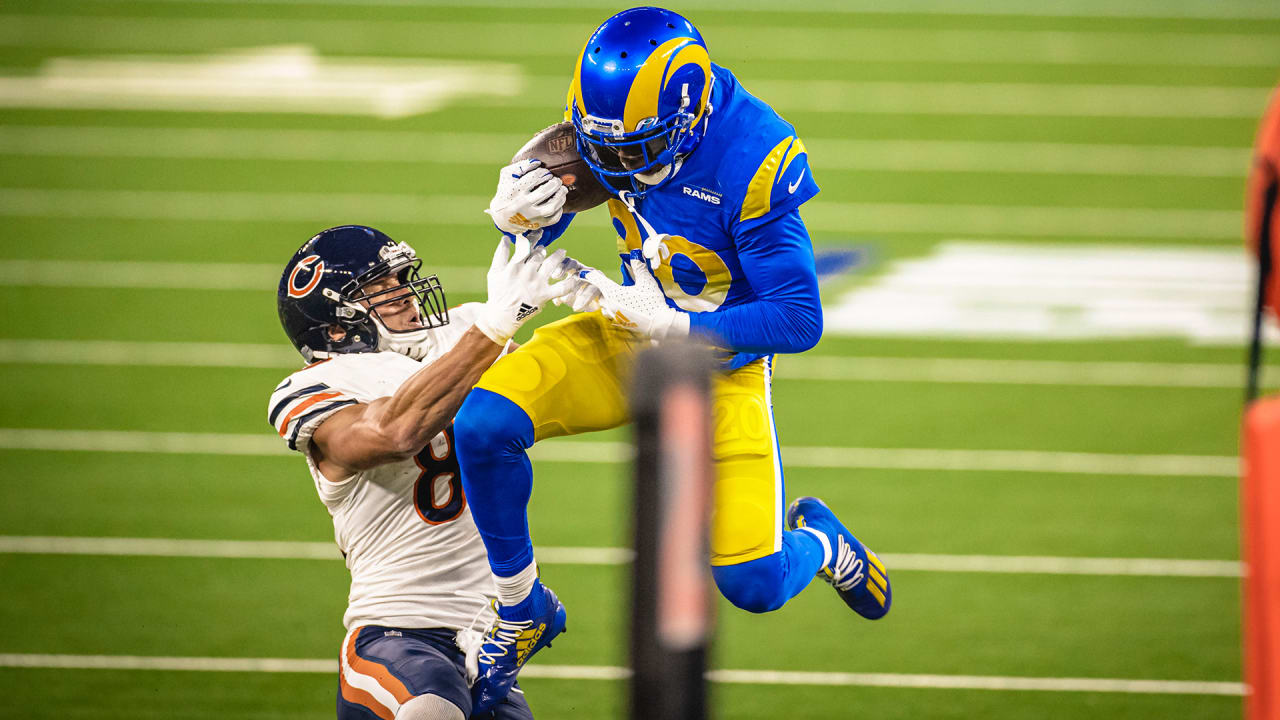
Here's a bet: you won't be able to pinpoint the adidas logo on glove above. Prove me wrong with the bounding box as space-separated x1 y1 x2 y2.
515 303 539 321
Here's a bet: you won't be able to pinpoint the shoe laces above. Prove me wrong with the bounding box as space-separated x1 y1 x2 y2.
453 590 499 685
477 617 535 669
829 536 866 593
453 589 532 666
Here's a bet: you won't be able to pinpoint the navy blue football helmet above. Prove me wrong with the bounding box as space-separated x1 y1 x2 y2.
277 225 448 361
569 6 714 198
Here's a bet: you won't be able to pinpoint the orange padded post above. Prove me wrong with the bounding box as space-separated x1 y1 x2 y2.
1244 399 1280 719
1247 84 1280 322
1243 82 1280 720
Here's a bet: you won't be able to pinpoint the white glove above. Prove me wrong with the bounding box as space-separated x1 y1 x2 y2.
486 159 568 235
553 279 604 313
549 256 603 313
474 238 576 344
579 254 690 341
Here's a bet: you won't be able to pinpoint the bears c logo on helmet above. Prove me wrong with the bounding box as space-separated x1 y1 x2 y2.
287 255 325 298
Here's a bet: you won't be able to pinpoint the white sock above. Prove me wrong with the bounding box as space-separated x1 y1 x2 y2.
797 526 832 568
493 561 538 607
396 693 464 720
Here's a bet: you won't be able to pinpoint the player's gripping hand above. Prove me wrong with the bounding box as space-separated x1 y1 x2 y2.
579 252 690 341
486 159 568 235
474 238 577 344
552 276 603 313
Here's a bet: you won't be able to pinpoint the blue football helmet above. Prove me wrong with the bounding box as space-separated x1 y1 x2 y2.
569 6 714 198
277 225 449 361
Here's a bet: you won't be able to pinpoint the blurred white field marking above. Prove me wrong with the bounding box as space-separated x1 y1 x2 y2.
0 338 1272 391
0 189 615 229
0 259 487 294
0 340 304 368
781 355 1259 389
0 652 1246 695
0 536 633 566
0 55 1270 118
0 535 1242 578
3 15 1279 68
0 125 1253 178
0 46 521 118
519 77 1274 120
78 0 1280 21
826 242 1279 344
0 189 1240 241
0 429 1238 477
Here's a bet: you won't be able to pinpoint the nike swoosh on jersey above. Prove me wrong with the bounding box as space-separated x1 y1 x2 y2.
788 169 806 194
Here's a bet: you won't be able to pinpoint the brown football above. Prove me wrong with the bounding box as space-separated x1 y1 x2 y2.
510 122 611 214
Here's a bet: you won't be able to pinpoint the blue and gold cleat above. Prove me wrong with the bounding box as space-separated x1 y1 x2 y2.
787 496 891 620
471 578 567 713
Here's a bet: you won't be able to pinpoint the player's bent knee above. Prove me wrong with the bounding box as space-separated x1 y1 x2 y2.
396 693 464 720
711 553 789 614
454 388 534 460
710 495 775 565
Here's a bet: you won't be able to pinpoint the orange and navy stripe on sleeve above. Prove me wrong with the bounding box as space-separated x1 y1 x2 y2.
269 382 357 451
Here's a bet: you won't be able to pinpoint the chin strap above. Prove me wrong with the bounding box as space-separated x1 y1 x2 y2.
617 190 673 271
375 318 438 362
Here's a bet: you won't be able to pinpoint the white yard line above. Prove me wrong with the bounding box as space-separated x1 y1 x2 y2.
0 536 1240 577
0 48 522 119
0 260 486 293
0 652 1244 695
0 188 612 229
0 339 304 369
0 429 1238 477
2 16 1277 68
0 60 1269 118
72 0 1280 21
782 355 1258 389
0 338 1266 390
518 76 1272 119
0 126 1251 178
0 536 634 566
0 189 1241 240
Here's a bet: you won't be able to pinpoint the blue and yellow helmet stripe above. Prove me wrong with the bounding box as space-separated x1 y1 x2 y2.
568 7 713 196
620 37 711 132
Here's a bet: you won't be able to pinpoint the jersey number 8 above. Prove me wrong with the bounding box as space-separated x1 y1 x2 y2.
413 427 466 525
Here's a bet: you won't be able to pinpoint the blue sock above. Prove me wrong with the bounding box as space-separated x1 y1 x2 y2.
454 388 537 577
710 529 827 613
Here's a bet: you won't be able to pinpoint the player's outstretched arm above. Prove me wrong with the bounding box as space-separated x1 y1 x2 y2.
310 240 577 479
686 209 823 354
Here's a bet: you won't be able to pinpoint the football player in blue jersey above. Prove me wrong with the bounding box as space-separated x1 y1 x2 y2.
453 7 891 711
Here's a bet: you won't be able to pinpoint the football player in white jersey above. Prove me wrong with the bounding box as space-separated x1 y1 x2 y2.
269 225 577 720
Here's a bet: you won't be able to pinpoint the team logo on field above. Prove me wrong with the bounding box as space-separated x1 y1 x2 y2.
681 185 721 205
287 254 325 298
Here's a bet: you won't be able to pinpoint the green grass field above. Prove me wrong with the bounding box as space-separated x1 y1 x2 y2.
3 0 1279 718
